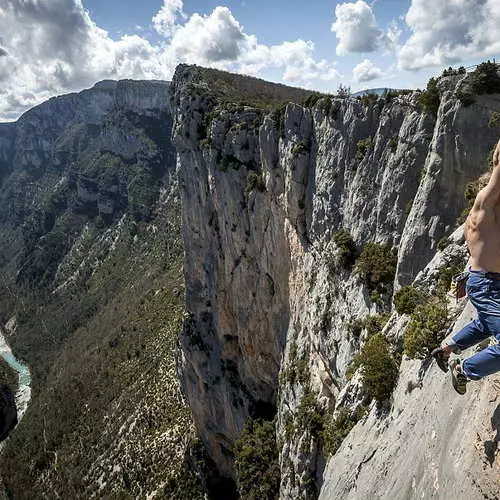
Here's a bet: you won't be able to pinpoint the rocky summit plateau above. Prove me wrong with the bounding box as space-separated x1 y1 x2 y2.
0 62 499 499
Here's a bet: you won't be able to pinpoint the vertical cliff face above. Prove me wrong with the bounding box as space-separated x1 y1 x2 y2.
173 65 500 498
172 67 293 476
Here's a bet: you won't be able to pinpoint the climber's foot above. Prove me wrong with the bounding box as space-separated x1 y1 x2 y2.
449 359 468 395
431 346 450 373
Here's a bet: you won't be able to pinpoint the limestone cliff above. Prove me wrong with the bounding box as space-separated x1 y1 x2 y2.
172 65 500 498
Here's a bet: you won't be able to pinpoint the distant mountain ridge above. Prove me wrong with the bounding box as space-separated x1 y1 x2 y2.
352 87 402 96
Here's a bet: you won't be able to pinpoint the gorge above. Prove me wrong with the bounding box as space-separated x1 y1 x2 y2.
0 63 499 499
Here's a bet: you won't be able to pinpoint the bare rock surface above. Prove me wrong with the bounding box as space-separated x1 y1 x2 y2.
172 65 500 499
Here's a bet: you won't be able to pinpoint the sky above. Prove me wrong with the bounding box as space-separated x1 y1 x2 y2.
0 0 499 121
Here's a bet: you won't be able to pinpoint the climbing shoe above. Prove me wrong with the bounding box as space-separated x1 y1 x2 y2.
449 359 468 395
431 346 449 373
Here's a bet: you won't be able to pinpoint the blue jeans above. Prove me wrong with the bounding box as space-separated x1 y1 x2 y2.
449 270 500 380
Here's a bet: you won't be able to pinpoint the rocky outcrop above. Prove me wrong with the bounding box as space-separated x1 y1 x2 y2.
172 65 500 498
320 228 500 500
0 385 17 442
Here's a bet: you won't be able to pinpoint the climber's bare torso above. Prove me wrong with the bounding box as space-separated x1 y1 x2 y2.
465 140 500 272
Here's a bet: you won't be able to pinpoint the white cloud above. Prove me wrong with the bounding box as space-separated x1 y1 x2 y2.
352 58 383 82
398 0 500 70
240 39 341 86
332 1 386 55
152 0 184 37
0 0 342 120
169 7 247 63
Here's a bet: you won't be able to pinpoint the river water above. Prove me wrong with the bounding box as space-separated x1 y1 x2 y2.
0 330 31 422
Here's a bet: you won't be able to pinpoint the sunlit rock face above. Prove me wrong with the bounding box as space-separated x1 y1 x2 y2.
172 65 500 498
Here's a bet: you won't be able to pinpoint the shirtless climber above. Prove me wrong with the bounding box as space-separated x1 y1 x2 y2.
432 138 500 395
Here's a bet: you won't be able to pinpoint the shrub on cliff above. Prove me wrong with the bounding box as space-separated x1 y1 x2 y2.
404 298 448 359
420 77 440 117
291 141 310 157
393 285 426 315
246 171 266 194
356 137 372 162
348 314 389 339
356 243 397 290
234 419 280 499
333 229 356 266
457 61 500 106
436 256 464 296
322 405 369 457
358 333 399 403
296 386 325 435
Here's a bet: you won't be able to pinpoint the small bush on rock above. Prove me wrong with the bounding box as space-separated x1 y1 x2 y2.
246 171 266 194
348 314 389 339
437 237 451 251
234 419 281 500
356 137 372 163
489 111 500 128
404 298 449 359
358 333 399 404
393 285 426 315
457 61 500 106
296 386 324 435
291 141 310 157
333 229 356 266
356 243 397 290
420 77 440 117
322 405 369 457
436 260 463 296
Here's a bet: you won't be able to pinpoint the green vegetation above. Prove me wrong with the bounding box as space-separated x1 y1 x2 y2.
389 135 398 153
355 243 397 290
280 343 309 386
295 386 325 435
357 333 399 404
437 237 451 251
404 298 449 359
302 93 326 108
420 77 440 117
246 171 266 194
359 93 379 107
393 285 427 315
336 84 351 98
333 229 356 266
436 258 464 296
322 405 369 457
348 314 389 339
234 419 280 500
291 141 310 157
186 65 319 111
441 66 466 77
489 111 500 128
356 137 373 163
383 89 413 102
271 105 287 139
457 61 500 106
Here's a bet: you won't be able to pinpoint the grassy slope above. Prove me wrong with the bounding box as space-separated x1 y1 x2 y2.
1 203 203 498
